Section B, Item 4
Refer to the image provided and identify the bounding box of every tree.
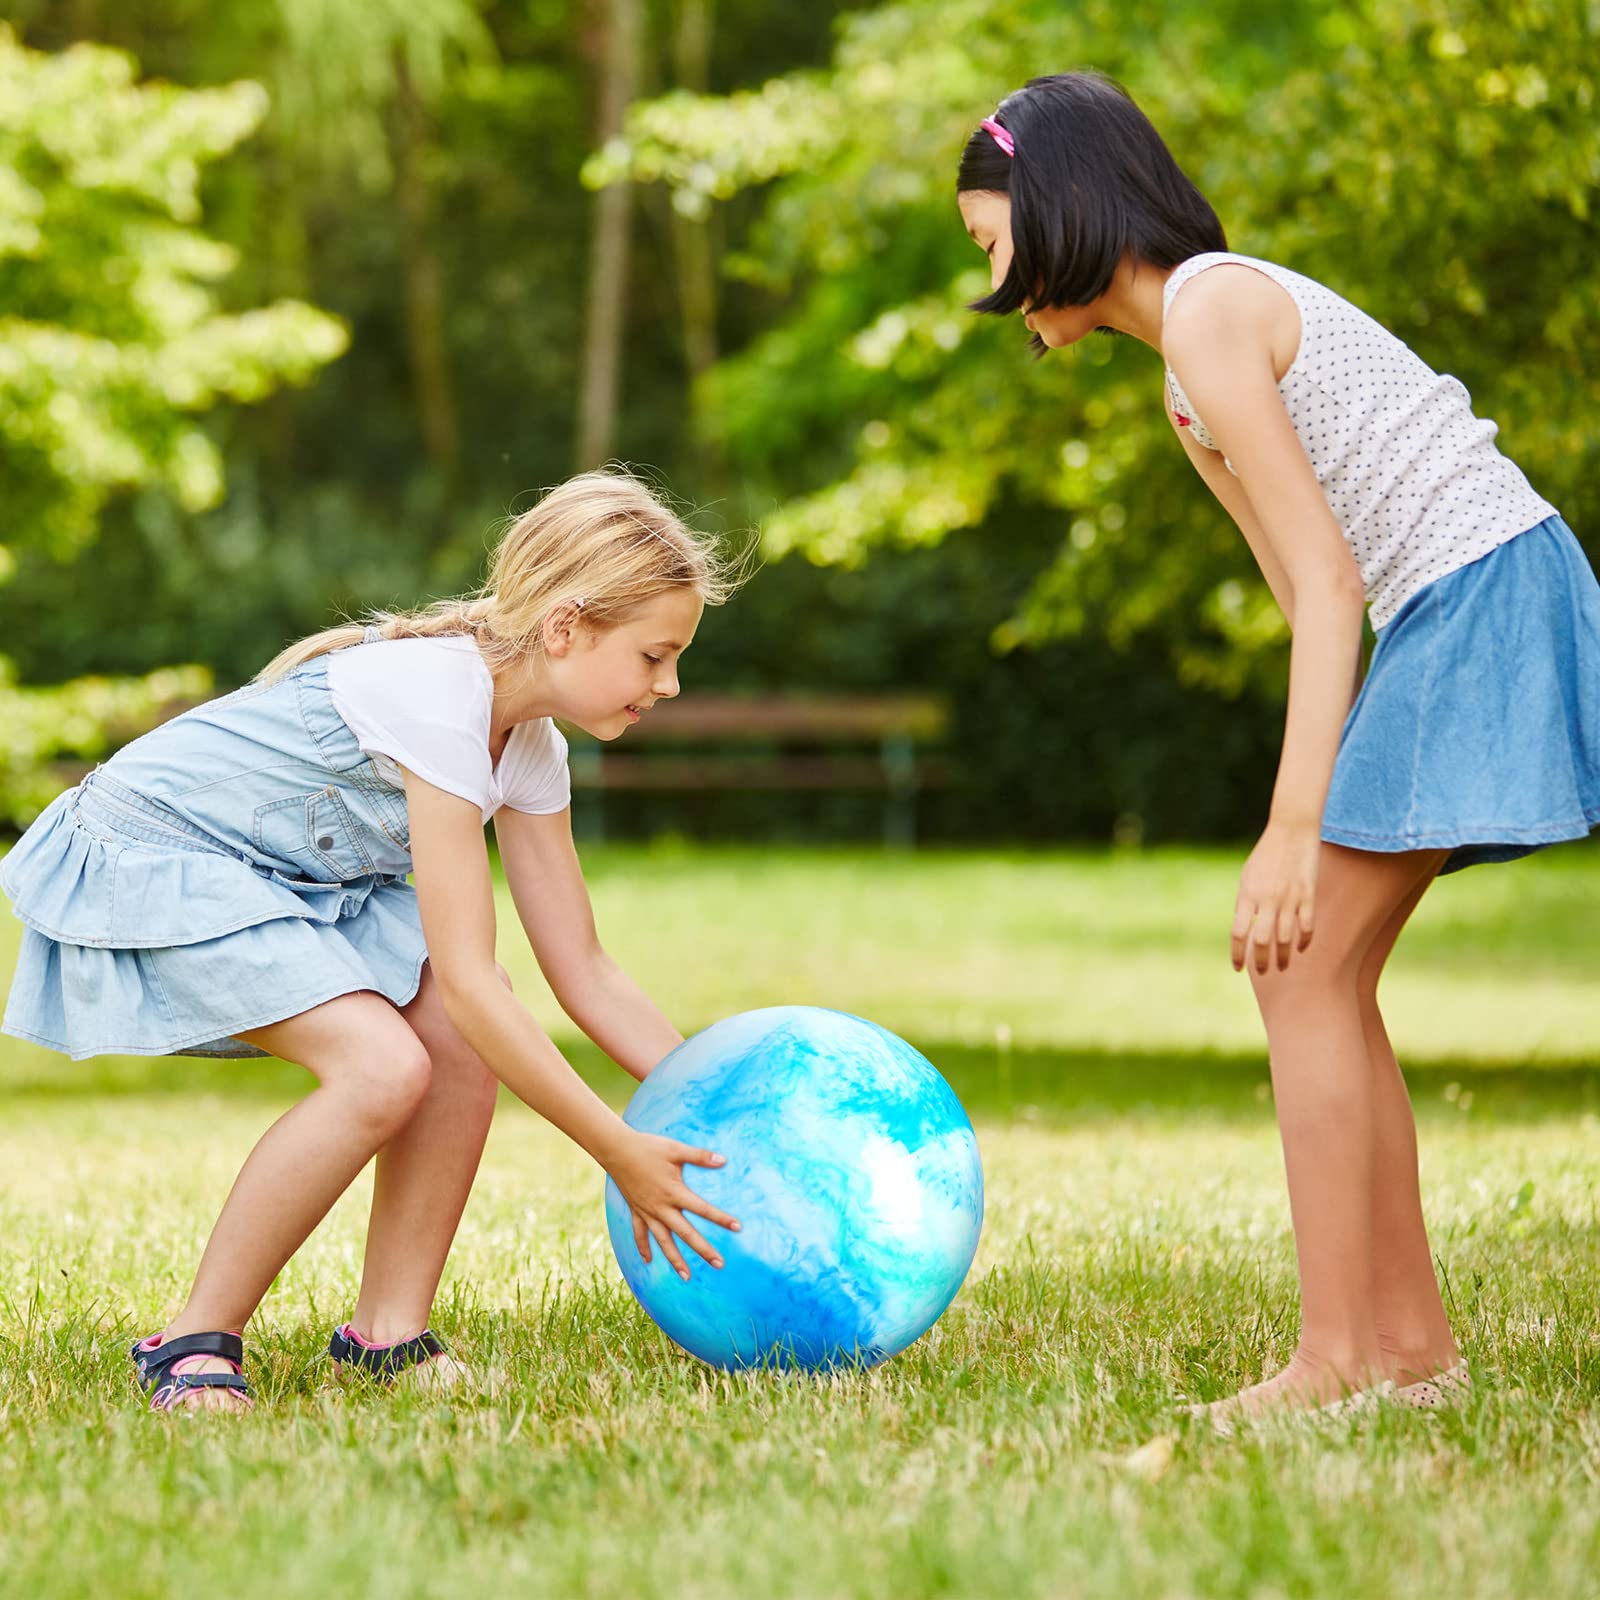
[575,0,646,468]
[0,0,866,692]
[266,0,495,477]
[0,25,347,823]
[595,0,1600,697]
[0,26,348,570]
[668,0,719,389]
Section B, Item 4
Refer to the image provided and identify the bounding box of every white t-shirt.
[1162,252,1558,628]
[326,636,571,820]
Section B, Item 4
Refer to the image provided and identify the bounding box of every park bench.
[567,693,949,846]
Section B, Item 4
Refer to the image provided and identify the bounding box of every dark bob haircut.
[958,72,1226,327]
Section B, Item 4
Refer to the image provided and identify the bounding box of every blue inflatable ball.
[604,1005,983,1371]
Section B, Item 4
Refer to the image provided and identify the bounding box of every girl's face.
[957,190,1102,349]
[546,586,705,742]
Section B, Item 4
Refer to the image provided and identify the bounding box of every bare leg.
[1217,844,1449,1417]
[156,990,433,1410]
[1357,871,1460,1384]
[343,964,506,1387]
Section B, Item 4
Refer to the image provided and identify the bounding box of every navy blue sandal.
[131,1331,254,1413]
[328,1323,448,1382]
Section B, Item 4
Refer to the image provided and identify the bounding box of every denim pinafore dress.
[0,652,430,1060]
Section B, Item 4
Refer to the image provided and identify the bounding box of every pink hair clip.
[980,116,1014,157]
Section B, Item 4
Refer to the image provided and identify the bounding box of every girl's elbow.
[436,964,508,1024]
[545,945,614,1009]
[1308,565,1365,615]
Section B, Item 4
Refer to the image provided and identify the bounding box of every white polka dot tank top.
[1163,252,1557,629]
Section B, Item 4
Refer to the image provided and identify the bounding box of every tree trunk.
[391,47,458,475]
[575,0,644,470]
[670,0,718,385]
[63,0,104,42]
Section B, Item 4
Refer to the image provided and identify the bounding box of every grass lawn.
[3,842,1599,1597]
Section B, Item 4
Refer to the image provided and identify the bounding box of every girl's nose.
[654,669,680,699]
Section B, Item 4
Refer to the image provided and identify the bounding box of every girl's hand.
[1232,820,1320,973]
[606,1130,741,1280]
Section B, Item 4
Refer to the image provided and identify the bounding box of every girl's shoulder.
[503,714,567,760]
[349,633,483,668]
[498,716,571,815]
[1162,253,1310,375]
[328,636,499,811]
[330,634,492,719]
[1163,251,1319,315]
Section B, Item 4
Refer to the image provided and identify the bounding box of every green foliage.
[269,0,495,181]
[0,659,212,829]
[0,0,881,688]
[0,25,340,829]
[606,0,1600,695]
[6,3,1593,846]
[0,25,349,566]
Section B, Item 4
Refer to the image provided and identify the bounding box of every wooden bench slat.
[567,692,949,844]
[618,695,948,741]
[571,754,947,791]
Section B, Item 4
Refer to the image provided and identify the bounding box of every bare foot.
[1381,1345,1463,1388]
[1185,1353,1387,1433]
[1393,1360,1471,1410]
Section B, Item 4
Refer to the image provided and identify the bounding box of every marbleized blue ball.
[605,1006,984,1371]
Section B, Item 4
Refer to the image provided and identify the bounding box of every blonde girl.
[1,470,743,1412]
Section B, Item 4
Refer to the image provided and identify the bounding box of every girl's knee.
[1248,959,1355,1027]
[328,1037,433,1131]
[388,1040,435,1114]
[1247,960,1321,1005]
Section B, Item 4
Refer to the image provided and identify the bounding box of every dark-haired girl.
[958,73,1600,1427]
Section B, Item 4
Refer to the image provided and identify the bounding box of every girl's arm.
[1163,268,1366,974]
[1174,413,1369,705]
[492,803,678,1084]
[1166,386,1296,631]
[404,770,737,1277]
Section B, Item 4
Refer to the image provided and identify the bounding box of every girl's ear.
[542,600,585,657]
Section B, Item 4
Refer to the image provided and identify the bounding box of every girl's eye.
[644,653,662,665]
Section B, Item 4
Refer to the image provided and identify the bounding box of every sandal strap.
[131,1330,245,1389]
[150,1371,253,1411]
[328,1323,445,1380]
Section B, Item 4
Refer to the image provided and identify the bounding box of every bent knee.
[1248,958,1359,1024]
[391,1038,435,1105]
[330,1036,433,1128]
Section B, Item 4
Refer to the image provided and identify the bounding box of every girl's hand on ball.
[1232,820,1319,974]
[609,1131,740,1279]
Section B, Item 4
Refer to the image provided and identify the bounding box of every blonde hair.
[257,469,742,683]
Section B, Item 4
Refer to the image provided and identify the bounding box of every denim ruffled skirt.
[1323,514,1600,873]
[0,661,429,1060]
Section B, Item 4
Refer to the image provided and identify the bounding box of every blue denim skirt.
[0,661,429,1060]
[1323,514,1600,873]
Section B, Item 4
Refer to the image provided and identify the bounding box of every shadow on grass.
[6,1037,1599,1125]
[933,1043,1600,1126]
